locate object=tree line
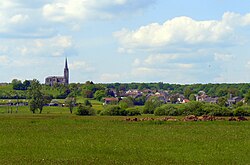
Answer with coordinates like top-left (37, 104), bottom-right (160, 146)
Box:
top-left (1, 80), bottom-right (250, 100)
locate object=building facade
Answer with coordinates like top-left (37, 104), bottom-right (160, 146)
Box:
top-left (45, 58), bottom-right (69, 86)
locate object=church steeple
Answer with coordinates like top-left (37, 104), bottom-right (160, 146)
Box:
top-left (65, 57), bottom-right (68, 69)
top-left (64, 58), bottom-right (69, 85)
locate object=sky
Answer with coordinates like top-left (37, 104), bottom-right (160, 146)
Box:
top-left (1, 0), bottom-right (250, 84)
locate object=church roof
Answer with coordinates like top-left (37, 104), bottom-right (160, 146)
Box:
top-left (46, 76), bottom-right (64, 79)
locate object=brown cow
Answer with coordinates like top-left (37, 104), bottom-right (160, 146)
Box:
top-left (125, 118), bottom-right (131, 121)
top-left (228, 117), bottom-right (237, 121)
top-left (237, 116), bottom-right (248, 121)
top-left (132, 118), bottom-right (138, 121)
top-left (183, 115), bottom-right (198, 121)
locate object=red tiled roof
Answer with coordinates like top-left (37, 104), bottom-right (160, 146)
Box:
top-left (104, 98), bottom-right (119, 101)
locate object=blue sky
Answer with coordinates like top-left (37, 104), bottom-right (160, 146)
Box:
top-left (1, 0), bottom-right (250, 84)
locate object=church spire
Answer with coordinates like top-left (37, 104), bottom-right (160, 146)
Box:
top-left (65, 57), bottom-right (68, 69)
top-left (64, 58), bottom-right (69, 85)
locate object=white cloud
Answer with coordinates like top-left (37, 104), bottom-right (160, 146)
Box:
top-left (129, 66), bottom-right (197, 83)
top-left (0, 1), bottom-right (54, 38)
top-left (0, 55), bottom-right (9, 64)
top-left (214, 53), bottom-right (234, 61)
top-left (100, 73), bottom-right (121, 82)
top-left (131, 67), bottom-right (161, 77)
top-left (0, 35), bottom-right (75, 58)
top-left (0, 55), bottom-right (40, 68)
top-left (43, 0), bottom-right (156, 22)
top-left (0, 1), bottom-right (19, 9)
top-left (132, 58), bottom-right (141, 66)
top-left (111, 12), bottom-right (250, 83)
top-left (69, 61), bottom-right (95, 72)
top-left (144, 54), bottom-right (179, 65)
top-left (10, 14), bottom-right (29, 24)
top-left (177, 63), bottom-right (193, 69)
top-left (0, 0), bottom-right (156, 39)
top-left (53, 35), bottom-right (72, 48)
top-left (114, 12), bottom-right (250, 52)
top-left (115, 0), bottom-right (127, 5)
top-left (43, 0), bottom-right (89, 22)
top-left (245, 61), bottom-right (250, 69)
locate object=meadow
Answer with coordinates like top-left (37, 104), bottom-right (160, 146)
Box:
top-left (0, 106), bottom-right (249, 164)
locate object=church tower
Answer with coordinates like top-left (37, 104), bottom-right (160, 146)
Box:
top-left (64, 58), bottom-right (69, 85)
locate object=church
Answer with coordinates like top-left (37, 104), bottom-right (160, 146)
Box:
top-left (45, 58), bottom-right (69, 86)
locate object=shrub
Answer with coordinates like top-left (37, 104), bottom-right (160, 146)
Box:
top-left (119, 97), bottom-right (134, 109)
top-left (100, 105), bottom-right (127, 116)
top-left (207, 107), bottom-right (232, 116)
top-left (96, 109), bottom-right (102, 115)
top-left (154, 104), bottom-right (180, 116)
top-left (154, 106), bottom-right (165, 116)
top-left (143, 96), bottom-right (163, 114)
top-left (76, 104), bottom-right (96, 116)
top-left (119, 101), bottom-right (129, 109)
top-left (202, 104), bottom-right (222, 115)
top-left (83, 99), bottom-right (92, 107)
top-left (126, 107), bottom-right (142, 116)
top-left (183, 101), bottom-right (204, 116)
top-left (233, 106), bottom-right (250, 116)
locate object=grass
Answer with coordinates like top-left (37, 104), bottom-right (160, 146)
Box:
top-left (0, 108), bottom-right (249, 164)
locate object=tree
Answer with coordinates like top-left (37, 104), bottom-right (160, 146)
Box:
top-left (169, 94), bottom-right (179, 104)
top-left (143, 96), bottom-right (163, 114)
top-left (189, 94), bottom-right (196, 101)
top-left (94, 90), bottom-right (106, 101)
top-left (154, 104), bottom-right (179, 116)
top-left (65, 96), bottom-right (76, 114)
top-left (12, 79), bottom-right (23, 90)
top-left (183, 101), bottom-right (204, 116)
top-left (76, 104), bottom-right (96, 116)
top-left (244, 90), bottom-right (250, 105)
top-left (28, 79), bottom-right (44, 113)
top-left (119, 97), bottom-right (134, 109)
top-left (83, 99), bottom-right (92, 107)
top-left (43, 94), bottom-right (53, 105)
top-left (23, 80), bottom-right (31, 89)
top-left (100, 105), bottom-right (127, 116)
top-left (184, 87), bottom-right (192, 99)
top-left (82, 89), bottom-right (94, 98)
top-left (134, 96), bottom-right (146, 105)
top-left (217, 97), bottom-right (227, 107)
top-left (216, 89), bottom-right (228, 97)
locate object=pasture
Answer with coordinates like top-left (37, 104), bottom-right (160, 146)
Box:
top-left (0, 107), bottom-right (249, 164)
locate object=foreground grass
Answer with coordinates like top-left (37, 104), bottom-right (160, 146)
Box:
top-left (0, 113), bottom-right (249, 165)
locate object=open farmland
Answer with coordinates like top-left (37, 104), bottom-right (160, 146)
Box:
top-left (0, 111), bottom-right (249, 164)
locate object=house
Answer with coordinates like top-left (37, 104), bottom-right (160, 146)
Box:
top-left (124, 90), bottom-right (142, 98)
top-left (103, 98), bottom-right (119, 105)
top-left (227, 97), bottom-right (243, 106)
top-left (0, 83), bottom-right (8, 86)
top-left (203, 97), bottom-right (218, 104)
top-left (182, 99), bottom-right (190, 104)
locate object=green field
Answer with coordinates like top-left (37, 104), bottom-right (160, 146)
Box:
top-left (0, 107), bottom-right (249, 164)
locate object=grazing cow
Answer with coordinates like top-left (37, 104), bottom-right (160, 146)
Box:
top-left (167, 118), bottom-right (178, 121)
top-left (183, 115), bottom-right (198, 121)
top-left (132, 118), bottom-right (138, 121)
top-left (215, 117), bottom-right (226, 121)
top-left (228, 117), bottom-right (237, 121)
top-left (237, 116), bottom-right (248, 121)
top-left (198, 115), bottom-right (215, 121)
top-left (197, 116), bottom-right (204, 121)
top-left (125, 118), bottom-right (131, 121)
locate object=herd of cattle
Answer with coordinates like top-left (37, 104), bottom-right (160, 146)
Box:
top-left (124, 115), bottom-right (248, 122)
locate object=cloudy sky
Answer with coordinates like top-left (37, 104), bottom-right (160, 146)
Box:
top-left (1, 0), bottom-right (250, 84)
